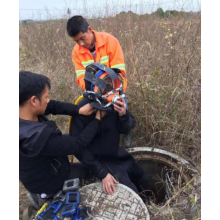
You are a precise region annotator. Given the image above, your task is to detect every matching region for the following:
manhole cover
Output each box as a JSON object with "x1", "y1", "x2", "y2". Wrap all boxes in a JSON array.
[{"x1": 79, "y1": 182, "x2": 150, "y2": 220}]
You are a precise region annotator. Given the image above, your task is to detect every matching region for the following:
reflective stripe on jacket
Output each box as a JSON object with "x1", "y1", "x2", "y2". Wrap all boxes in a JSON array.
[{"x1": 72, "y1": 30, "x2": 127, "y2": 91}]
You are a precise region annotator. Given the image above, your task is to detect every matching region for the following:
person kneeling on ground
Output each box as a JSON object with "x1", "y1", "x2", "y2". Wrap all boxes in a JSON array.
[
  {"x1": 69, "y1": 97, "x2": 150, "y2": 196},
  {"x1": 19, "y1": 71, "x2": 106, "y2": 209}
]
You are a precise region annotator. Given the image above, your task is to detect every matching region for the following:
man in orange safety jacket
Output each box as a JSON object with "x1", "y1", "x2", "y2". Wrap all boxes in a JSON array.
[{"x1": 66, "y1": 15, "x2": 127, "y2": 92}]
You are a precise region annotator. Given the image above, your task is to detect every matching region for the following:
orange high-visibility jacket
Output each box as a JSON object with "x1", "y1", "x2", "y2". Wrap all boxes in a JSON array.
[{"x1": 72, "y1": 30, "x2": 127, "y2": 91}]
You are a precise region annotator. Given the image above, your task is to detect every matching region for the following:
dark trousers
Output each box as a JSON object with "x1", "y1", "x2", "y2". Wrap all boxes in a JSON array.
[
  {"x1": 103, "y1": 147, "x2": 149, "y2": 194},
  {"x1": 104, "y1": 161, "x2": 138, "y2": 193},
  {"x1": 67, "y1": 160, "x2": 144, "y2": 194}
]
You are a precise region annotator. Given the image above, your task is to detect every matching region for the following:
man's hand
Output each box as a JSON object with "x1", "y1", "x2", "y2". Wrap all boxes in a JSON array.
[
  {"x1": 114, "y1": 96, "x2": 126, "y2": 116},
  {"x1": 102, "y1": 173, "x2": 119, "y2": 195},
  {"x1": 95, "y1": 110, "x2": 107, "y2": 120},
  {"x1": 79, "y1": 103, "x2": 96, "y2": 115}
]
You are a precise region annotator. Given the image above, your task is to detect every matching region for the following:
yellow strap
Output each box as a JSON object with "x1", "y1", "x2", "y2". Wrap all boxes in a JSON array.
[
  {"x1": 35, "y1": 203, "x2": 48, "y2": 218},
  {"x1": 68, "y1": 95, "x2": 84, "y2": 163}
]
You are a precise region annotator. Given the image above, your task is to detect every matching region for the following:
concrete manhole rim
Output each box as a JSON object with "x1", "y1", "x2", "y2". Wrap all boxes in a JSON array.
[
  {"x1": 79, "y1": 182, "x2": 150, "y2": 220},
  {"x1": 127, "y1": 147, "x2": 198, "y2": 175}
]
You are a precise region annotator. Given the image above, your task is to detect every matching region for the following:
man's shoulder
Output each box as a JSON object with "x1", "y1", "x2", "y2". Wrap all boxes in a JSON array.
[
  {"x1": 19, "y1": 118, "x2": 57, "y2": 139},
  {"x1": 95, "y1": 31, "x2": 118, "y2": 43},
  {"x1": 97, "y1": 31, "x2": 115, "y2": 38},
  {"x1": 72, "y1": 44, "x2": 80, "y2": 53}
]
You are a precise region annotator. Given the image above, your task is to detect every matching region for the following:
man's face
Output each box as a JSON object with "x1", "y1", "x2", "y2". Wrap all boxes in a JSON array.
[
  {"x1": 72, "y1": 26, "x2": 94, "y2": 49},
  {"x1": 34, "y1": 86, "x2": 50, "y2": 115},
  {"x1": 101, "y1": 76, "x2": 113, "y2": 94}
]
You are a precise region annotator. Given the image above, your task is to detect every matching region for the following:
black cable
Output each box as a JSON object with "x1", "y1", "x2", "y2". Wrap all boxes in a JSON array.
[{"x1": 98, "y1": 110, "x2": 104, "y2": 161}]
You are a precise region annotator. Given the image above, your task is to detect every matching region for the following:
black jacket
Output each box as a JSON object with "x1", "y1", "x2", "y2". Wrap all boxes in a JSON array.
[
  {"x1": 69, "y1": 98, "x2": 137, "y2": 180},
  {"x1": 19, "y1": 100, "x2": 100, "y2": 194}
]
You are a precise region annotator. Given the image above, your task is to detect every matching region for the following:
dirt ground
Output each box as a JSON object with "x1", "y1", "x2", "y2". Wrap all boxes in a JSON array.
[{"x1": 19, "y1": 181, "x2": 30, "y2": 220}]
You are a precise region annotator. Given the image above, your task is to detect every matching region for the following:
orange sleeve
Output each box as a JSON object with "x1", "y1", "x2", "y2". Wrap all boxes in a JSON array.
[
  {"x1": 72, "y1": 49, "x2": 86, "y2": 91},
  {"x1": 107, "y1": 37, "x2": 127, "y2": 92},
  {"x1": 108, "y1": 37, "x2": 126, "y2": 75}
]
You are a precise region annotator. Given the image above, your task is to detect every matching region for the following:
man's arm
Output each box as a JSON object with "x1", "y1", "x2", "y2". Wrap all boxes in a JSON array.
[
  {"x1": 69, "y1": 107, "x2": 119, "y2": 187},
  {"x1": 108, "y1": 37, "x2": 127, "y2": 85},
  {"x1": 72, "y1": 49, "x2": 86, "y2": 91},
  {"x1": 74, "y1": 131, "x2": 118, "y2": 193},
  {"x1": 40, "y1": 119, "x2": 100, "y2": 156},
  {"x1": 117, "y1": 110, "x2": 136, "y2": 134},
  {"x1": 69, "y1": 109, "x2": 109, "y2": 180},
  {"x1": 44, "y1": 100, "x2": 80, "y2": 116},
  {"x1": 77, "y1": 148, "x2": 109, "y2": 180},
  {"x1": 40, "y1": 111, "x2": 105, "y2": 156},
  {"x1": 44, "y1": 100, "x2": 95, "y2": 116}
]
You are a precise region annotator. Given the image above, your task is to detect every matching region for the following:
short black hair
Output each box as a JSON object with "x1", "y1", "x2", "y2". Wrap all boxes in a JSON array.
[
  {"x1": 19, "y1": 71, "x2": 51, "y2": 107},
  {"x1": 66, "y1": 15, "x2": 89, "y2": 37}
]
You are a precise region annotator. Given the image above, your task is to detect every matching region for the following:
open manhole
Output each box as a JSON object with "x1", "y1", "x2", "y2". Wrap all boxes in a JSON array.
[{"x1": 128, "y1": 147, "x2": 198, "y2": 205}]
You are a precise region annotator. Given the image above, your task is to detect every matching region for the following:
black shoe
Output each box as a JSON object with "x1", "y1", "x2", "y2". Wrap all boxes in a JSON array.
[
  {"x1": 26, "y1": 192, "x2": 47, "y2": 210},
  {"x1": 123, "y1": 132, "x2": 132, "y2": 148}
]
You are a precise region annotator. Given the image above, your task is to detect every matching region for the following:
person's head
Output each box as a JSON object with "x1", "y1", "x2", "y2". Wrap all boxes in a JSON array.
[
  {"x1": 19, "y1": 71, "x2": 51, "y2": 115},
  {"x1": 66, "y1": 15, "x2": 94, "y2": 49}
]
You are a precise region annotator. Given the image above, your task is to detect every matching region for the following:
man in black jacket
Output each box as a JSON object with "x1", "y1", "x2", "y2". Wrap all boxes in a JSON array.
[
  {"x1": 19, "y1": 71, "x2": 106, "y2": 208},
  {"x1": 69, "y1": 97, "x2": 149, "y2": 196}
]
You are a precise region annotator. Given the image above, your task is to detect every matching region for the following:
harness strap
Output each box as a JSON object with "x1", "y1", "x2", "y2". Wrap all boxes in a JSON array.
[
  {"x1": 84, "y1": 72, "x2": 106, "y2": 90},
  {"x1": 88, "y1": 63, "x2": 118, "y2": 80}
]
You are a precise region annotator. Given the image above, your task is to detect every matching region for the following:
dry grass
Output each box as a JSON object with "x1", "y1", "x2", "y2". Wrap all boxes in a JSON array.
[{"x1": 19, "y1": 6, "x2": 201, "y2": 219}]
